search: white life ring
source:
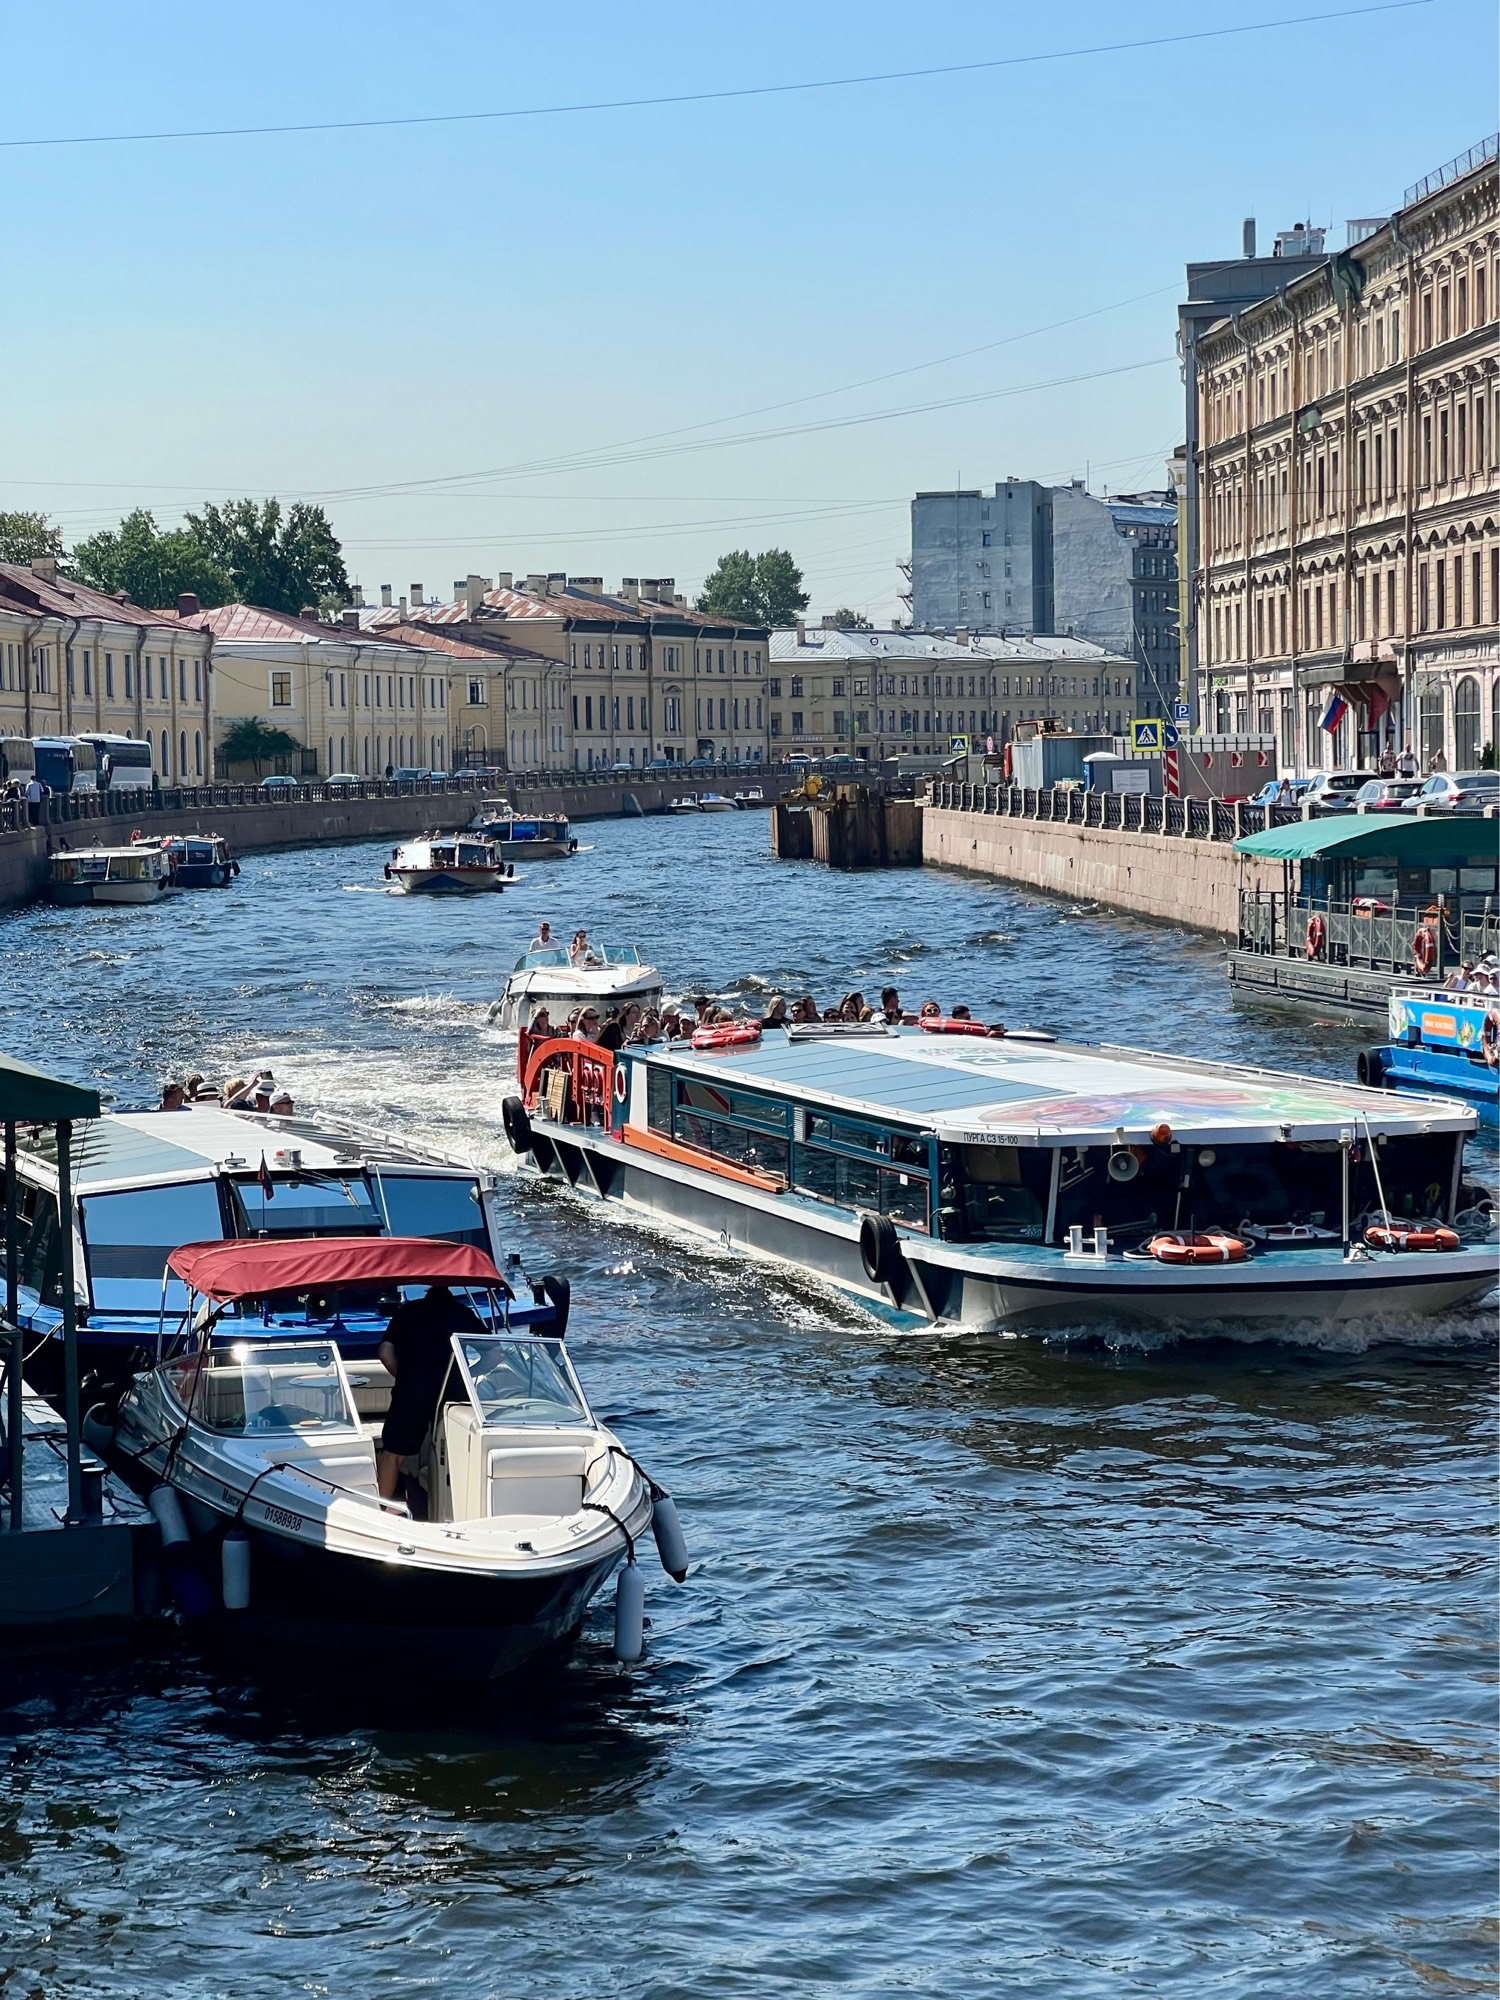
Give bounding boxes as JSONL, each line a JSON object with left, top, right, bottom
{"left": 614, "top": 1062, "right": 630, "bottom": 1105}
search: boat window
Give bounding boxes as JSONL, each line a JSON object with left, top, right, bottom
{"left": 80, "top": 1181, "right": 228, "bottom": 1309}
{"left": 375, "top": 1173, "right": 489, "bottom": 1248}
{"left": 597, "top": 945, "right": 640, "bottom": 965}
{"left": 936, "top": 1145, "right": 1050, "bottom": 1242}
{"left": 168, "top": 1342, "right": 359, "bottom": 1435}
{"left": 515, "top": 947, "right": 571, "bottom": 970}
{"left": 678, "top": 1079, "right": 788, "bottom": 1132}
{"left": 228, "top": 1173, "right": 383, "bottom": 1237}
{"left": 1458, "top": 866, "right": 1497, "bottom": 894}
{"left": 8, "top": 1181, "right": 63, "bottom": 1304}
{"left": 677, "top": 1106, "right": 790, "bottom": 1179}
{"left": 792, "top": 1146, "right": 930, "bottom": 1231}
{"left": 647, "top": 1067, "right": 674, "bottom": 1133}
{"left": 456, "top": 1338, "right": 588, "bottom": 1426}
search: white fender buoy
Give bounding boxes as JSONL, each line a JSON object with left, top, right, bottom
{"left": 221, "top": 1528, "right": 251, "bottom": 1611}
{"left": 148, "top": 1483, "right": 190, "bottom": 1547}
{"left": 650, "top": 1495, "right": 689, "bottom": 1583}
{"left": 614, "top": 1560, "right": 645, "bottom": 1663}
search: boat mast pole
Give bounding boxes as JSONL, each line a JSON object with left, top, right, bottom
{"left": 5, "top": 1119, "right": 20, "bottom": 1531}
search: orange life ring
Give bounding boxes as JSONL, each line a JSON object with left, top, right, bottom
{"left": 690, "top": 1022, "right": 762, "bottom": 1051}
{"left": 1482, "top": 1010, "right": 1500, "bottom": 1069}
{"left": 919, "top": 1017, "right": 995, "bottom": 1038}
{"left": 1147, "top": 1231, "right": 1250, "bottom": 1266}
{"left": 1412, "top": 926, "right": 1437, "bottom": 975}
{"left": 1305, "top": 914, "right": 1327, "bottom": 960}
{"left": 1363, "top": 1220, "right": 1460, "bottom": 1253}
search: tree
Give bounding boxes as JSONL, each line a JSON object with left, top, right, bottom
{"left": 184, "top": 497, "right": 349, "bottom": 615}
{"left": 698, "top": 547, "right": 809, "bottom": 629}
{"left": 71, "top": 508, "right": 230, "bottom": 608}
{"left": 826, "top": 607, "right": 872, "bottom": 629}
{"left": 219, "top": 715, "right": 301, "bottom": 776}
{"left": 0, "top": 511, "right": 65, "bottom": 564}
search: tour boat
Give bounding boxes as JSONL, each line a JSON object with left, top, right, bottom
{"left": 47, "top": 844, "right": 179, "bottom": 905}
{"left": 133, "top": 832, "right": 238, "bottom": 887}
{"left": 666, "top": 794, "right": 702, "bottom": 815}
{"left": 698, "top": 792, "right": 737, "bottom": 813}
{"left": 385, "top": 832, "right": 510, "bottom": 894}
{"left": 466, "top": 803, "right": 577, "bottom": 860}
{"left": 491, "top": 944, "right": 664, "bottom": 1033}
{"left": 501, "top": 1021, "right": 1497, "bottom": 1332}
{"left": 1361, "top": 987, "right": 1500, "bottom": 1123}
{"left": 99, "top": 1235, "right": 683, "bottom": 1679}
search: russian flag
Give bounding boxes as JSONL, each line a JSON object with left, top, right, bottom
{"left": 1318, "top": 692, "right": 1349, "bottom": 735}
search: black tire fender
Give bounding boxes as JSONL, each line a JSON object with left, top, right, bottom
{"left": 858, "top": 1210, "right": 902, "bottom": 1286}
{"left": 539, "top": 1272, "right": 571, "bottom": 1338}
{"left": 502, "top": 1094, "right": 533, "bottom": 1154}
{"left": 1357, "top": 1049, "right": 1383, "bottom": 1088}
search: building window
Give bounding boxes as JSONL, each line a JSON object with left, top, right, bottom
{"left": 790, "top": 676, "right": 803, "bottom": 698}
{"left": 468, "top": 678, "right": 484, "bottom": 705}
{"left": 769, "top": 678, "right": 781, "bottom": 697}
{"left": 271, "top": 671, "right": 292, "bottom": 706}
{"left": 791, "top": 712, "right": 804, "bottom": 736}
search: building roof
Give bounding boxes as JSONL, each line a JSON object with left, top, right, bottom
{"left": 1232, "top": 815, "right": 1497, "bottom": 863}
{"left": 179, "top": 603, "right": 428, "bottom": 654}
{"left": 0, "top": 564, "right": 199, "bottom": 633}
{"left": 367, "top": 583, "right": 768, "bottom": 640}
{"left": 373, "top": 621, "right": 555, "bottom": 667}
{"left": 770, "top": 628, "right": 1134, "bottom": 668}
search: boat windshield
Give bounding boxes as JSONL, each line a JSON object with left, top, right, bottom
{"left": 454, "top": 1337, "right": 589, "bottom": 1426}
{"left": 167, "top": 1341, "right": 360, "bottom": 1435}
{"left": 514, "top": 946, "right": 572, "bottom": 970}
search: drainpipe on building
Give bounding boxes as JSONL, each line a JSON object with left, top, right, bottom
{"left": 1389, "top": 206, "right": 1420, "bottom": 763}
{"left": 60, "top": 615, "right": 80, "bottom": 735}
{"left": 1232, "top": 310, "right": 1257, "bottom": 741}
{"left": 1287, "top": 289, "right": 1305, "bottom": 775}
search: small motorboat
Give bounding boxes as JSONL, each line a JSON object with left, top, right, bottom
{"left": 491, "top": 943, "right": 664, "bottom": 1032}
{"left": 698, "top": 792, "right": 737, "bottom": 813}
{"left": 666, "top": 794, "right": 702, "bottom": 815}
{"left": 385, "top": 832, "right": 511, "bottom": 894}
{"left": 466, "top": 804, "right": 577, "bottom": 859}
{"left": 1361, "top": 986, "right": 1500, "bottom": 1123}
{"left": 102, "top": 1235, "right": 686, "bottom": 1679}
{"left": 733, "top": 787, "right": 766, "bottom": 807}
{"left": 47, "top": 844, "right": 179, "bottom": 905}
{"left": 151, "top": 833, "right": 238, "bottom": 887}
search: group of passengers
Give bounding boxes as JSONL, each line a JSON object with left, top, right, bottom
{"left": 528, "top": 982, "right": 1003, "bottom": 1052}
{"left": 528, "top": 920, "right": 602, "bottom": 968}
{"left": 1444, "top": 954, "right": 1500, "bottom": 996}
{"left": 158, "top": 1069, "right": 295, "bottom": 1116}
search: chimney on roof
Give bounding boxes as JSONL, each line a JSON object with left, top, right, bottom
{"left": 398, "top": 595, "right": 408, "bottom": 619}
{"left": 453, "top": 580, "right": 465, "bottom": 600}
{"left": 351, "top": 583, "right": 365, "bottom": 609}
{"left": 794, "top": 619, "right": 805, "bottom": 644}
{"left": 619, "top": 577, "right": 639, "bottom": 602}
{"left": 496, "top": 571, "right": 512, "bottom": 590}
{"left": 410, "top": 582, "right": 423, "bottom": 607}
{"left": 30, "top": 556, "right": 56, "bottom": 584}
{"left": 1242, "top": 216, "right": 1257, "bottom": 258}
{"left": 177, "top": 592, "right": 200, "bottom": 618}
{"left": 548, "top": 572, "right": 566, "bottom": 594}
{"left": 465, "top": 574, "right": 487, "bottom": 619}
{"left": 956, "top": 625, "right": 969, "bottom": 649}
{"left": 300, "top": 605, "right": 320, "bottom": 621}
{"left": 821, "top": 614, "right": 837, "bottom": 628}
{"left": 380, "top": 584, "right": 392, "bottom": 608}
{"left": 524, "top": 573, "right": 547, "bottom": 595}
{"left": 339, "top": 607, "right": 359, "bottom": 629}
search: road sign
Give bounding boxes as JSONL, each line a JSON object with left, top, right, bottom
{"left": 1163, "top": 747, "right": 1181, "bottom": 798}
{"left": 949, "top": 735, "right": 970, "bottom": 754}
{"left": 1173, "top": 701, "right": 1191, "bottom": 721}
{"left": 1130, "top": 720, "right": 1163, "bottom": 751}
{"left": 1163, "top": 724, "right": 1180, "bottom": 749}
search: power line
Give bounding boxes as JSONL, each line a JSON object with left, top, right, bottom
{"left": 0, "top": 3, "right": 1430, "bottom": 151}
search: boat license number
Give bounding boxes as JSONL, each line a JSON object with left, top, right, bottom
{"left": 262, "top": 1503, "right": 304, "bottom": 1534}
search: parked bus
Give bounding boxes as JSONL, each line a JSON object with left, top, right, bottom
{"left": 78, "top": 734, "right": 155, "bottom": 792}
{"left": 32, "top": 736, "right": 99, "bottom": 794}
{"left": 0, "top": 737, "right": 37, "bottom": 788}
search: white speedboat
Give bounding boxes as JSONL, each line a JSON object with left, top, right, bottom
{"left": 47, "top": 844, "right": 179, "bottom": 905}
{"left": 698, "top": 792, "right": 737, "bottom": 813}
{"left": 666, "top": 794, "right": 701, "bottom": 815}
{"left": 733, "top": 787, "right": 766, "bottom": 807}
{"left": 466, "top": 804, "right": 576, "bottom": 859}
{"left": 385, "top": 832, "right": 510, "bottom": 894}
{"left": 491, "top": 944, "right": 664, "bottom": 1032}
{"left": 103, "top": 1235, "right": 685, "bottom": 1678}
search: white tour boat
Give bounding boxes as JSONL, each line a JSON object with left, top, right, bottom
{"left": 466, "top": 803, "right": 577, "bottom": 859}
{"left": 102, "top": 1236, "right": 684, "bottom": 1677}
{"left": 491, "top": 943, "right": 664, "bottom": 1033}
{"left": 501, "top": 1018, "right": 1498, "bottom": 1334}
{"left": 47, "top": 844, "right": 179, "bottom": 906}
{"left": 385, "top": 832, "right": 511, "bottom": 894}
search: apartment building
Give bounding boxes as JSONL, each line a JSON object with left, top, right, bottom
{"left": 1190, "top": 138, "right": 1499, "bottom": 773}
{"left": 371, "top": 619, "right": 559, "bottom": 770}
{"left": 0, "top": 560, "right": 214, "bottom": 781}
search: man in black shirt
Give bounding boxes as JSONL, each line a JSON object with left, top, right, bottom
{"left": 376, "top": 1285, "right": 486, "bottom": 1499}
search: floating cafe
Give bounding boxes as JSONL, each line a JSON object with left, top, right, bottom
{"left": 1, "top": 769, "right": 1496, "bottom": 1673}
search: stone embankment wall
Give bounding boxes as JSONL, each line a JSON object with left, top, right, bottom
{"left": 923, "top": 807, "right": 1281, "bottom": 936}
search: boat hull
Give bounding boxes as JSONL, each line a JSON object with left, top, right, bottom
{"left": 1370, "top": 1045, "right": 1498, "bottom": 1121}
{"left": 496, "top": 968, "right": 664, "bottom": 1032}
{"left": 47, "top": 879, "right": 178, "bottom": 906}
{"left": 392, "top": 867, "right": 506, "bottom": 894}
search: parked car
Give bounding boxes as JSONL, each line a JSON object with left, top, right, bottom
{"left": 326, "top": 772, "right": 362, "bottom": 788}
{"left": 686, "top": 757, "right": 716, "bottom": 771}
{"left": 259, "top": 774, "right": 298, "bottom": 791}
{"left": 389, "top": 767, "right": 430, "bottom": 782}
{"left": 609, "top": 761, "right": 635, "bottom": 773}
{"left": 782, "top": 752, "right": 814, "bottom": 767}
{"left": 645, "top": 758, "right": 676, "bottom": 771}
{"left": 1401, "top": 770, "right": 1500, "bottom": 813}
{"left": 1303, "top": 771, "right": 1370, "bottom": 812}
{"left": 1247, "top": 778, "right": 1311, "bottom": 807}
{"left": 1353, "top": 777, "right": 1423, "bottom": 811}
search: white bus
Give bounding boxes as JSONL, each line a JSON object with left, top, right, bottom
{"left": 78, "top": 734, "right": 155, "bottom": 792}
{"left": 0, "top": 737, "right": 37, "bottom": 786}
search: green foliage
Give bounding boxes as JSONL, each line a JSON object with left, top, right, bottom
{"left": 184, "top": 498, "right": 349, "bottom": 615}
{"left": 0, "top": 511, "right": 65, "bottom": 564}
{"left": 698, "top": 548, "right": 809, "bottom": 629}
{"left": 219, "top": 715, "right": 302, "bottom": 775}
{"left": 71, "top": 509, "right": 230, "bottom": 608}
{"left": 826, "top": 607, "right": 872, "bottom": 629}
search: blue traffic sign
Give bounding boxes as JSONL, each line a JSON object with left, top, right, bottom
{"left": 1173, "top": 701, "right": 1191, "bottom": 721}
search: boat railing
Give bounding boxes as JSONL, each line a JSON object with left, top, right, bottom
{"left": 1236, "top": 888, "right": 1500, "bottom": 976}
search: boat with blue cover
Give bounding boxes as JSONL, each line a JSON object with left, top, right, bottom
{"left": 502, "top": 1020, "right": 1497, "bottom": 1332}
{"left": 466, "top": 802, "right": 576, "bottom": 859}
{"left": 1361, "top": 987, "right": 1500, "bottom": 1122}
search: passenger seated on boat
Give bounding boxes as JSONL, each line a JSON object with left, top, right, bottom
{"left": 376, "top": 1283, "right": 487, "bottom": 1500}
{"left": 270, "top": 1092, "right": 295, "bottom": 1116}
{"left": 620, "top": 1002, "right": 643, "bottom": 1039}
{"left": 838, "top": 992, "right": 866, "bottom": 1021}
{"left": 950, "top": 1004, "right": 972, "bottom": 1021}
{"left": 822, "top": 1007, "right": 842, "bottom": 1023}
{"left": 1445, "top": 964, "right": 1475, "bottom": 992}
{"left": 629, "top": 1010, "right": 662, "bottom": 1043}
{"left": 761, "top": 996, "right": 789, "bottom": 1029}
{"left": 529, "top": 1006, "right": 553, "bottom": 1042}
{"left": 879, "top": 987, "right": 908, "bottom": 1025}
{"left": 570, "top": 930, "right": 601, "bottom": 967}
{"left": 595, "top": 1009, "right": 626, "bottom": 1052}
{"left": 160, "top": 1080, "right": 188, "bottom": 1111}
{"left": 790, "top": 995, "right": 819, "bottom": 1025}
{"left": 574, "top": 1008, "right": 603, "bottom": 1042}
{"left": 919, "top": 1000, "right": 941, "bottom": 1021}
{"left": 529, "top": 921, "right": 555, "bottom": 951}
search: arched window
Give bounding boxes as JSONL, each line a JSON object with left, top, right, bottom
{"left": 1490, "top": 680, "right": 1500, "bottom": 766}
{"left": 1419, "top": 683, "right": 1445, "bottom": 768}
{"left": 179, "top": 730, "right": 187, "bottom": 779}
{"left": 1453, "top": 675, "right": 1481, "bottom": 768}
{"left": 161, "top": 729, "right": 170, "bottom": 776}
{"left": 194, "top": 730, "right": 203, "bottom": 777}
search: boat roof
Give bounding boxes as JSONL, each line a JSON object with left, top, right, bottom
{"left": 168, "top": 1233, "right": 504, "bottom": 1301}
{"left": 643, "top": 1026, "right": 1475, "bottom": 1145}
{"left": 0, "top": 1052, "right": 101, "bottom": 1127}
{"left": 1232, "top": 815, "right": 1497, "bottom": 863}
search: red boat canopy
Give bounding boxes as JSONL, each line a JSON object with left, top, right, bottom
{"left": 166, "top": 1235, "right": 507, "bottom": 1304}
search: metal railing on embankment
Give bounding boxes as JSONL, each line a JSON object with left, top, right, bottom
{"left": 926, "top": 778, "right": 1311, "bottom": 844}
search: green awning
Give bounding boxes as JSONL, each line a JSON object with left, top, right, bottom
{"left": 0, "top": 1053, "right": 102, "bottom": 1127}
{"left": 1233, "top": 815, "right": 1500, "bottom": 864}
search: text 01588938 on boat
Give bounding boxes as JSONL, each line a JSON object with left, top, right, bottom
{"left": 503, "top": 1019, "right": 1498, "bottom": 1332}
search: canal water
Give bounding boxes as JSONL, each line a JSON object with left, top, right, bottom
{"left": 1, "top": 815, "right": 1494, "bottom": 1998}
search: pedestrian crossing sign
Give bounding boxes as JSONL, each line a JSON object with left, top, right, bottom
{"left": 1130, "top": 720, "right": 1164, "bottom": 751}
{"left": 949, "top": 735, "right": 970, "bottom": 754}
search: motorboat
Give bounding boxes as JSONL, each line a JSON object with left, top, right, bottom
{"left": 99, "top": 1235, "right": 684, "bottom": 1678}
{"left": 127, "top": 832, "right": 238, "bottom": 887}
{"left": 733, "top": 787, "right": 766, "bottom": 807}
{"left": 491, "top": 944, "right": 664, "bottom": 1033}
{"left": 385, "top": 832, "right": 511, "bottom": 894}
{"left": 501, "top": 1018, "right": 1498, "bottom": 1332}
{"left": 666, "top": 794, "right": 702, "bottom": 815}
{"left": 1361, "top": 986, "right": 1500, "bottom": 1122}
{"left": 47, "top": 844, "right": 179, "bottom": 906}
{"left": 698, "top": 793, "right": 737, "bottom": 813}
{"left": 466, "top": 803, "right": 577, "bottom": 859}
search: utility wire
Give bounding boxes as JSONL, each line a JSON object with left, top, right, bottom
{"left": 0, "top": 2, "right": 1430, "bottom": 151}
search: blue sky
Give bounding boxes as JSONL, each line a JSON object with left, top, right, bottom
{"left": 3, "top": 0, "right": 1494, "bottom": 619}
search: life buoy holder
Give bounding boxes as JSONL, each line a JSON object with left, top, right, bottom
{"left": 1412, "top": 926, "right": 1437, "bottom": 975}
{"left": 690, "top": 1022, "right": 762, "bottom": 1051}
{"left": 1305, "top": 913, "right": 1327, "bottom": 960}
{"left": 1147, "top": 1231, "right": 1250, "bottom": 1266}
{"left": 919, "top": 1017, "right": 996, "bottom": 1038}
{"left": 1482, "top": 1010, "right": 1500, "bottom": 1069}
{"left": 1364, "top": 1220, "right": 1460, "bottom": 1253}
{"left": 614, "top": 1062, "right": 630, "bottom": 1105}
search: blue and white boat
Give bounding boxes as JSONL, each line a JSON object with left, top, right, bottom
{"left": 466, "top": 803, "right": 576, "bottom": 859}
{"left": 1362, "top": 988, "right": 1500, "bottom": 1123}
{"left": 502, "top": 1021, "right": 1497, "bottom": 1333}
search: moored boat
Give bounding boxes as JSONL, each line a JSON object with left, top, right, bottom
{"left": 491, "top": 943, "right": 664, "bottom": 1032}
{"left": 1361, "top": 987, "right": 1500, "bottom": 1123}
{"left": 149, "top": 832, "right": 238, "bottom": 887}
{"left": 385, "top": 832, "right": 510, "bottom": 894}
{"left": 666, "top": 794, "right": 702, "bottom": 815}
{"left": 47, "top": 844, "right": 179, "bottom": 905}
{"left": 698, "top": 792, "right": 737, "bottom": 813}
{"left": 466, "top": 803, "right": 576, "bottom": 859}
{"left": 501, "top": 1019, "right": 1497, "bottom": 1333}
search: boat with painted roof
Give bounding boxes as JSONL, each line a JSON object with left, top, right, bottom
{"left": 501, "top": 1021, "right": 1497, "bottom": 1331}
{"left": 1361, "top": 986, "right": 1500, "bottom": 1123}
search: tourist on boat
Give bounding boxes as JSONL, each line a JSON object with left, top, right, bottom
{"left": 838, "top": 992, "right": 866, "bottom": 1021}
{"left": 529, "top": 921, "right": 555, "bottom": 951}
{"left": 574, "top": 1007, "right": 603, "bottom": 1042}
{"left": 595, "top": 1009, "right": 626, "bottom": 1052}
{"left": 951, "top": 1004, "right": 973, "bottom": 1021}
{"left": 879, "top": 987, "right": 904, "bottom": 1024}
{"left": 529, "top": 1006, "right": 553, "bottom": 1041}
{"left": 790, "top": 995, "right": 820, "bottom": 1025}
{"left": 761, "top": 995, "right": 789, "bottom": 1029}
{"left": 270, "top": 1092, "right": 295, "bottom": 1115}
{"left": 919, "top": 1000, "right": 941, "bottom": 1020}
{"left": 1445, "top": 964, "right": 1475, "bottom": 992}
{"left": 629, "top": 1010, "right": 662, "bottom": 1044}
{"left": 570, "top": 930, "right": 601, "bottom": 968}
{"left": 376, "top": 1283, "right": 487, "bottom": 1501}
{"left": 160, "top": 1081, "right": 188, "bottom": 1111}
{"left": 620, "top": 1002, "right": 643, "bottom": 1039}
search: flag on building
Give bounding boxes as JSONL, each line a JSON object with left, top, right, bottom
{"left": 1318, "top": 692, "right": 1349, "bottom": 735}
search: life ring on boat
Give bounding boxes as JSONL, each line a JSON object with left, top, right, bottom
{"left": 501, "top": 1094, "right": 533, "bottom": 1155}
{"left": 614, "top": 1063, "right": 630, "bottom": 1105}
{"left": 1356, "top": 1048, "right": 1385, "bottom": 1088}
{"left": 1363, "top": 1220, "right": 1460, "bottom": 1252}
{"left": 919, "top": 1017, "right": 994, "bottom": 1038}
{"left": 1304, "top": 914, "right": 1327, "bottom": 960}
{"left": 858, "top": 1211, "right": 903, "bottom": 1287}
{"left": 1147, "top": 1231, "right": 1250, "bottom": 1266}
{"left": 1411, "top": 925, "right": 1437, "bottom": 975}
{"left": 690, "top": 1022, "right": 762, "bottom": 1050}
{"left": 1482, "top": 1010, "right": 1500, "bottom": 1068}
